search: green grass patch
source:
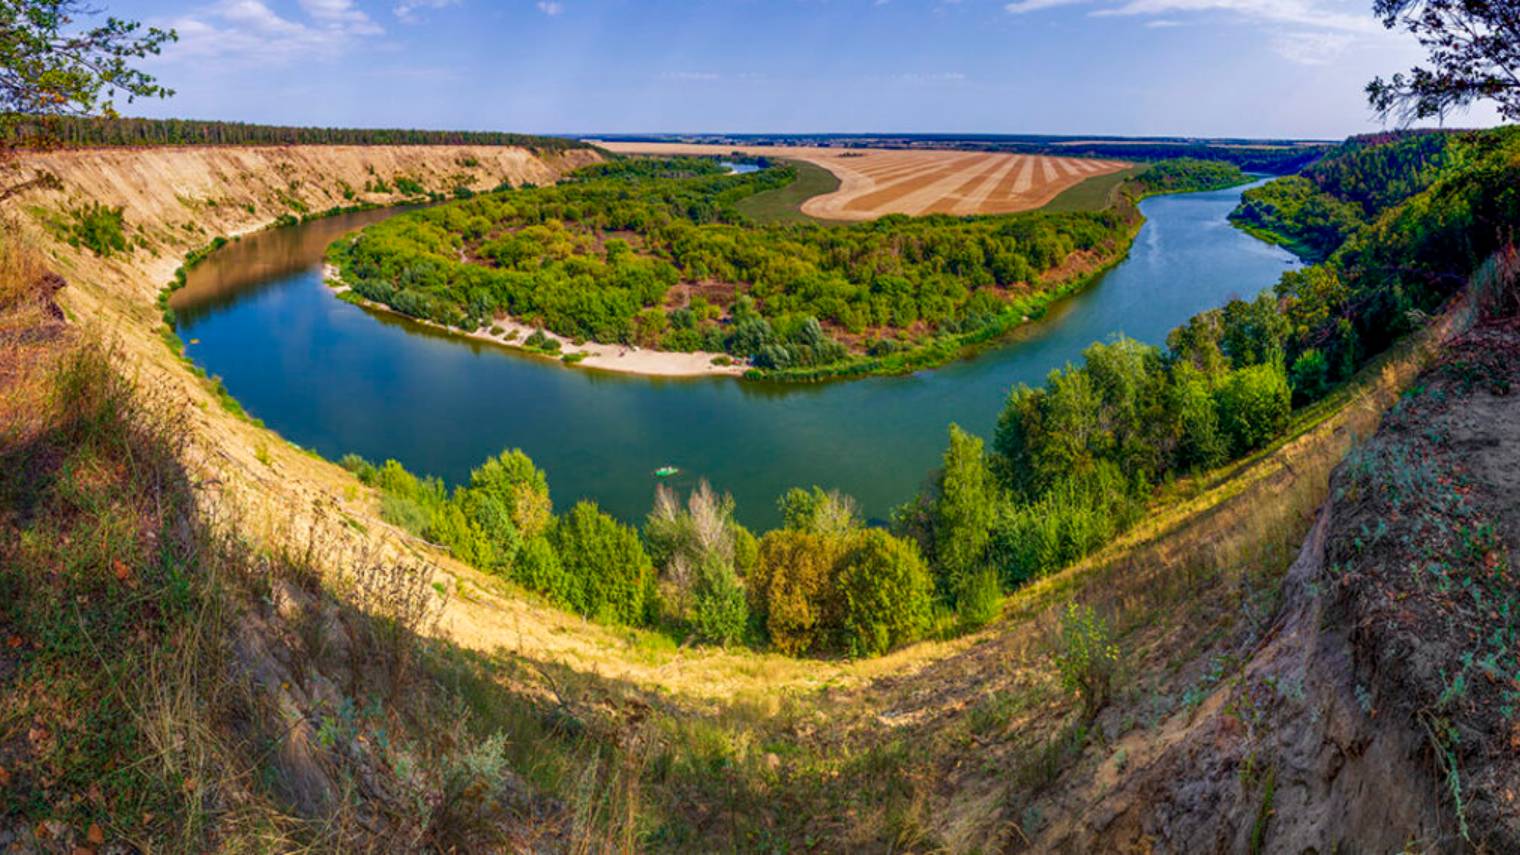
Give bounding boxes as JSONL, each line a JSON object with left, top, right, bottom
{"left": 732, "top": 159, "right": 841, "bottom": 224}
{"left": 1041, "top": 165, "right": 1150, "bottom": 213}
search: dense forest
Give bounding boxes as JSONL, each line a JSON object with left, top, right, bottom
{"left": 1, "top": 116, "right": 595, "bottom": 154}
{"left": 347, "top": 127, "right": 1520, "bottom": 658}
{"left": 329, "top": 156, "right": 1244, "bottom": 378}
{"left": 1229, "top": 130, "right": 1457, "bottom": 261}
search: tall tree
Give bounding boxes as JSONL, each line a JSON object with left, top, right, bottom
{"left": 1366, "top": 0, "right": 1520, "bottom": 122}
{"left": 2, "top": 0, "right": 174, "bottom": 197}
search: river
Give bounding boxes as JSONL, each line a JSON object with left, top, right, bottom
{"left": 171, "top": 179, "right": 1298, "bottom": 529}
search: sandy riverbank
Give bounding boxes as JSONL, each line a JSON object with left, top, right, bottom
{"left": 323, "top": 265, "right": 746, "bottom": 378}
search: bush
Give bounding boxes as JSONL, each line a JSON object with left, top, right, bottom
{"left": 1216, "top": 363, "right": 1292, "bottom": 456}
{"left": 550, "top": 501, "right": 652, "bottom": 624}
{"left": 1289, "top": 348, "right": 1331, "bottom": 404}
{"left": 835, "top": 530, "right": 934, "bottom": 656}
{"left": 66, "top": 202, "right": 129, "bottom": 256}
{"left": 690, "top": 553, "right": 748, "bottom": 646}
{"left": 750, "top": 530, "right": 843, "bottom": 655}
{"left": 954, "top": 568, "right": 1002, "bottom": 631}
{"left": 1053, "top": 603, "right": 1120, "bottom": 721}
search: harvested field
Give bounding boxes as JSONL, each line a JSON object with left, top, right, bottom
{"left": 594, "top": 141, "right": 1129, "bottom": 220}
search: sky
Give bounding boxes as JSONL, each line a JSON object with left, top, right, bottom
{"left": 116, "top": 0, "right": 1503, "bottom": 140}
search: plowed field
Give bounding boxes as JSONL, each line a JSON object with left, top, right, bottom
{"left": 595, "top": 141, "right": 1129, "bottom": 220}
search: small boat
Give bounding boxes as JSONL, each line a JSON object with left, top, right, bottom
{"left": 654, "top": 466, "right": 679, "bottom": 478}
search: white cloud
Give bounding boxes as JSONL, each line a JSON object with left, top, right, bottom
{"left": 1005, "top": 0, "right": 1086, "bottom": 13}
{"left": 1271, "top": 30, "right": 1354, "bottom": 63}
{"left": 1144, "top": 17, "right": 1183, "bottom": 26}
{"left": 1090, "top": 0, "right": 1382, "bottom": 34}
{"left": 536, "top": 1, "right": 563, "bottom": 15}
{"left": 394, "top": 0, "right": 459, "bottom": 23}
{"left": 660, "top": 71, "right": 721, "bottom": 81}
{"left": 159, "top": 0, "right": 386, "bottom": 63}
{"left": 300, "top": 0, "right": 382, "bottom": 33}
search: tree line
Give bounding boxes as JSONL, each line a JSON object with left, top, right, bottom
{"left": 2, "top": 116, "right": 594, "bottom": 155}
{"left": 1230, "top": 130, "right": 1457, "bottom": 262}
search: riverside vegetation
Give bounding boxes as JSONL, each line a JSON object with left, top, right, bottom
{"left": 328, "top": 156, "right": 1247, "bottom": 379}
{"left": 334, "top": 128, "right": 1520, "bottom": 661}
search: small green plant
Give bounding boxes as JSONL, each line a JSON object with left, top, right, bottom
{"left": 394, "top": 176, "right": 425, "bottom": 195}
{"left": 255, "top": 442, "right": 272, "bottom": 467}
{"left": 64, "top": 202, "right": 129, "bottom": 256}
{"left": 1053, "top": 602, "right": 1120, "bottom": 721}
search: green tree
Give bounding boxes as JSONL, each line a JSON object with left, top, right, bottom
{"left": 777, "top": 486, "right": 860, "bottom": 536}
{"left": 1216, "top": 363, "right": 1292, "bottom": 456}
{"left": 467, "top": 449, "right": 551, "bottom": 538}
{"left": 934, "top": 425, "right": 999, "bottom": 612}
{"left": 1367, "top": 0, "right": 1520, "bottom": 122}
{"left": 550, "top": 501, "right": 652, "bottom": 624}
{"left": 689, "top": 553, "right": 748, "bottom": 647}
{"left": 1289, "top": 348, "right": 1331, "bottom": 404}
{"left": 835, "top": 530, "right": 934, "bottom": 657}
{"left": 2, "top": 0, "right": 175, "bottom": 198}
{"left": 1168, "top": 362, "right": 1226, "bottom": 471}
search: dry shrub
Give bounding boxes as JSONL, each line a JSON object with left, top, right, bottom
{"left": 1472, "top": 243, "right": 1520, "bottom": 321}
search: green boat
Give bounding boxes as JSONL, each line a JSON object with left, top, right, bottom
{"left": 654, "top": 466, "right": 679, "bottom": 478}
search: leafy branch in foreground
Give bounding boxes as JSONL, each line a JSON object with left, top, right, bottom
{"left": 1366, "top": 0, "right": 1520, "bottom": 123}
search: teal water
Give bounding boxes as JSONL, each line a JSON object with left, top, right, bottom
{"left": 172, "top": 180, "right": 1298, "bottom": 529}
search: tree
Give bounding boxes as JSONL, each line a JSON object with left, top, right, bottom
{"left": 751, "top": 530, "right": 844, "bottom": 655}
{"left": 777, "top": 486, "right": 860, "bottom": 537}
{"left": 934, "top": 425, "right": 999, "bottom": 613}
{"left": 834, "top": 530, "right": 934, "bottom": 657}
{"left": 1366, "top": 0, "right": 1520, "bottom": 123}
{"left": 2, "top": 0, "right": 175, "bottom": 197}
{"left": 549, "top": 501, "right": 652, "bottom": 624}
{"left": 1215, "top": 363, "right": 1292, "bottom": 457}
{"left": 644, "top": 481, "right": 751, "bottom": 641}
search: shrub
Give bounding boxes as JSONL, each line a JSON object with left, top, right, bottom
{"left": 550, "top": 501, "right": 652, "bottom": 624}
{"left": 690, "top": 553, "right": 748, "bottom": 646}
{"left": 750, "top": 530, "right": 843, "bottom": 655}
{"left": 66, "top": 202, "right": 129, "bottom": 256}
{"left": 1053, "top": 603, "right": 1120, "bottom": 721}
{"left": 1289, "top": 348, "right": 1331, "bottom": 404}
{"left": 954, "top": 567, "right": 1002, "bottom": 631}
{"left": 835, "top": 530, "right": 934, "bottom": 656}
{"left": 1216, "top": 363, "right": 1292, "bottom": 456}
{"left": 514, "top": 536, "right": 568, "bottom": 602}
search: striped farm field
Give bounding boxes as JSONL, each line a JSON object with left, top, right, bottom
{"left": 594, "top": 140, "right": 1130, "bottom": 220}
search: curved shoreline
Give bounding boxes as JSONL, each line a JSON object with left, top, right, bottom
{"left": 324, "top": 265, "right": 746, "bottom": 378}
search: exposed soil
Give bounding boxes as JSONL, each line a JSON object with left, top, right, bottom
{"left": 1026, "top": 312, "right": 1520, "bottom": 853}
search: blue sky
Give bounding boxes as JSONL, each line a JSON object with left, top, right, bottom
{"left": 118, "top": 0, "right": 1501, "bottom": 139}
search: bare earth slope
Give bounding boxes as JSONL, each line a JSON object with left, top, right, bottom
{"left": 594, "top": 140, "right": 1128, "bottom": 219}
{"left": 1036, "top": 303, "right": 1520, "bottom": 853}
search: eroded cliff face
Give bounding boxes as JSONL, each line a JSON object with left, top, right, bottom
{"left": 1037, "top": 301, "right": 1520, "bottom": 854}
{"left": 0, "top": 143, "right": 601, "bottom": 601}
{"left": 8, "top": 143, "right": 600, "bottom": 307}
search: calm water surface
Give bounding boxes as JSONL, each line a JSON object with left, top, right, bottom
{"left": 173, "top": 181, "right": 1298, "bottom": 529}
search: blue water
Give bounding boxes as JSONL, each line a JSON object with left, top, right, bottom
{"left": 173, "top": 180, "right": 1298, "bottom": 529}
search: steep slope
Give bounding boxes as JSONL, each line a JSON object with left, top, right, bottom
{"left": 1034, "top": 254, "right": 1520, "bottom": 853}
